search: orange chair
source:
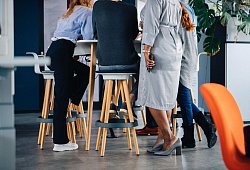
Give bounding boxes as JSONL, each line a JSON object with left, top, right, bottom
{"left": 200, "top": 83, "right": 250, "bottom": 170}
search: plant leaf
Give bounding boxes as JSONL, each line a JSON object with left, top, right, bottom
{"left": 237, "top": 21, "right": 250, "bottom": 34}
{"left": 197, "top": 8, "right": 216, "bottom": 33}
{"left": 203, "top": 36, "right": 221, "bottom": 56}
{"left": 220, "top": 11, "right": 231, "bottom": 26}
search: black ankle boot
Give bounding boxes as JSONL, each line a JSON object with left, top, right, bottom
{"left": 194, "top": 112, "right": 217, "bottom": 148}
{"left": 181, "top": 124, "right": 196, "bottom": 148}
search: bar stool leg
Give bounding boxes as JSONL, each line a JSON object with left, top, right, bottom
{"left": 73, "top": 105, "right": 82, "bottom": 137}
{"left": 95, "top": 81, "right": 108, "bottom": 151}
{"left": 46, "top": 82, "right": 54, "bottom": 136}
{"left": 100, "top": 80, "right": 113, "bottom": 157}
{"left": 124, "top": 117, "right": 132, "bottom": 150}
{"left": 196, "top": 123, "right": 202, "bottom": 141}
{"left": 78, "top": 101, "right": 88, "bottom": 141}
{"left": 141, "top": 109, "right": 147, "bottom": 126}
{"left": 39, "top": 79, "right": 52, "bottom": 149}
{"left": 118, "top": 83, "right": 128, "bottom": 133}
{"left": 38, "top": 79, "right": 51, "bottom": 144}
{"left": 122, "top": 80, "right": 139, "bottom": 156}
{"left": 68, "top": 105, "right": 76, "bottom": 144}
{"left": 67, "top": 123, "right": 71, "bottom": 141}
{"left": 172, "top": 102, "right": 177, "bottom": 136}
{"left": 113, "top": 81, "right": 122, "bottom": 106}
{"left": 118, "top": 80, "right": 132, "bottom": 149}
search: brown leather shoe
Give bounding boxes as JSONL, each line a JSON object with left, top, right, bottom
{"left": 136, "top": 126, "right": 159, "bottom": 135}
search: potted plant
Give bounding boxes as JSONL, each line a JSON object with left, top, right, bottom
{"left": 190, "top": 0, "right": 250, "bottom": 56}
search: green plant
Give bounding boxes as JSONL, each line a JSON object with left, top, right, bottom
{"left": 190, "top": 0, "right": 250, "bottom": 56}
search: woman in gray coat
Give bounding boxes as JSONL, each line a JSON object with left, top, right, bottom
{"left": 177, "top": 0, "right": 217, "bottom": 149}
{"left": 137, "top": 0, "right": 183, "bottom": 156}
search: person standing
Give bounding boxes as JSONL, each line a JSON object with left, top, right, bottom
{"left": 46, "top": 0, "right": 93, "bottom": 152}
{"left": 177, "top": 0, "right": 217, "bottom": 148}
{"left": 138, "top": 0, "right": 183, "bottom": 156}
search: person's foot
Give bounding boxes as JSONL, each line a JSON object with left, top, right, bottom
{"left": 119, "top": 102, "right": 138, "bottom": 120}
{"left": 206, "top": 125, "right": 217, "bottom": 148}
{"left": 119, "top": 102, "right": 128, "bottom": 113}
{"left": 110, "top": 103, "right": 118, "bottom": 114}
{"left": 53, "top": 142, "right": 78, "bottom": 152}
{"left": 136, "top": 125, "right": 159, "bottom": 135}
{"left": 109, "top": 103, "right": 120, "bottom": 120}
{"left": 154, "top": 138, "right": 181, "bottom": 156}
{"left": 152, "top": 132, "right": 164, "bottom": 148}
{"left": 162, "top": 136, "right": 178, "bottom": 151}
{"left": 147, "top": 141, "right": 164, "bottom": 153}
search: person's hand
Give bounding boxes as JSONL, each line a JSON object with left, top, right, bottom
{"left": 139, "top": 21, "right": 144, "bottom": 30}
{"left": 144, "top": 52, "right": 155, "bottom": 71}
{"left": 136, "top": 32, "right": 142, "bottom": 40}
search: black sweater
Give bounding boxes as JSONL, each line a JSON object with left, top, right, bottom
{"left": 92, "top": 0, "right": 139, "bottom": 66}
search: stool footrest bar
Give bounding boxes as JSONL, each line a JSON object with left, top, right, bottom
{"left": 37, "top": 115, "right": 76, "bottom": 123}
{"left": 95, "top": 120, "right": 138, "bottom": 128}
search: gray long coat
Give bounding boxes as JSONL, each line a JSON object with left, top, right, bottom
{"left": 137, "top": 0, "right": 182, "bottom": 110}
{"left": 178, "top": 2, "right": 199, "bottom": 89}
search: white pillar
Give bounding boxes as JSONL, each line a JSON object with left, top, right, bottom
{"left": 0, "top": 0, "right": 15, "bottom": 169}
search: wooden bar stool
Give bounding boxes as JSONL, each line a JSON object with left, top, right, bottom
{"left": 27, "top": 52, "right": 78, "bottom": 149}
{"left": 171, "top": 89, "right": 202, "bottom": 141}
{"left": 95, "top": 72, "right": 139, "bottom": 157}
{"left": 119, "top": 78, "right": 146, "bottom": 126}
{"left": 114, "top": 80, "right": 146, "bottom": 132}
{"left": 70, "top": 101, "right": 88, "bottom": 140}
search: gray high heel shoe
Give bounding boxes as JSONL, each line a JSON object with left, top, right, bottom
{"left": 153, "top": 138, "right": 182, "bottom": 156}
{"left": 147, "top": 142, "right": 164, "bottom": 153}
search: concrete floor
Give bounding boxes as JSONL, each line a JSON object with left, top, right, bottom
{"left": 15, "top": 111, "right": 226, "bottom": 170}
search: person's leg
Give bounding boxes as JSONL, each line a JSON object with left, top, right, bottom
{"left": 70, "top": 59, "right": 90, "bottom": 106}
{"left": 149, "top": 107, "right": 177, "bottom": 151}
{"left": 48, "top": 40, "right": 75, "bottom": 144}
{"left": 193, "top": 104, "right": 217, "bottom": 148}
{"left": 177, "top": 82, "right": 193, "bottom": 126}
{"left": 136, "top": 107, "right": 159, "bottom": 135}
{"left": 146, "top": 107, "right": 158, "bottom": 128}
{"left": 130, "top": 58, "right": 140, "bottom": 102}
{"left": 177, "top": 82, "right": 195, "bottom": 148}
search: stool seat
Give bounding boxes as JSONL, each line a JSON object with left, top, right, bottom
{"left": 98, "top": 64, "right": 138, "bottom": 73}
{"left": 96, "top": 72, "right": 135, "bottom": 80}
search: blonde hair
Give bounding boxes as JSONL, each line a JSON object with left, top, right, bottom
{"left": 63, "top": 0, "right": 92, "bottom": 18}
{"left": 180, "top": 3, "right": 195, "bottom": 32}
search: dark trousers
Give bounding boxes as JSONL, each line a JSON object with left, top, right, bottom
{"left": 177, "top": 82, "right": 200, "bottom": 126}
{"left": 146, "top": 107, "right": 158, "bottom": 128}
{"left": 47, "top": 39, "right": 90, "bottom": 144}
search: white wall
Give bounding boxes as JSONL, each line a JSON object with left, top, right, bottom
{"left": 44, "top": 0, "right": 67, "bottom": 52}
{"left": 227, "top": 17, "right": 250, "bottom": 42}
{"left": 226, "top": 43, "right": 250, "bottom": 122}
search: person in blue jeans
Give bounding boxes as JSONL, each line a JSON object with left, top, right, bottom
{"left": 177, "top": 0, "right": 217, "bottom": 148}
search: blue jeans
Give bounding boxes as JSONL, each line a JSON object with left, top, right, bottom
{"left": 177, "top": 82, "right": 200, "bottom": 126}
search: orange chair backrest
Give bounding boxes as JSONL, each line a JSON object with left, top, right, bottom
{"left": 200, "top": 83, "right": 247, "bottom": 169}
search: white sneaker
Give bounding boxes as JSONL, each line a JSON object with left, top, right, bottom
{"left": 53, "top": 142, "right": 78, "bottom": 152}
